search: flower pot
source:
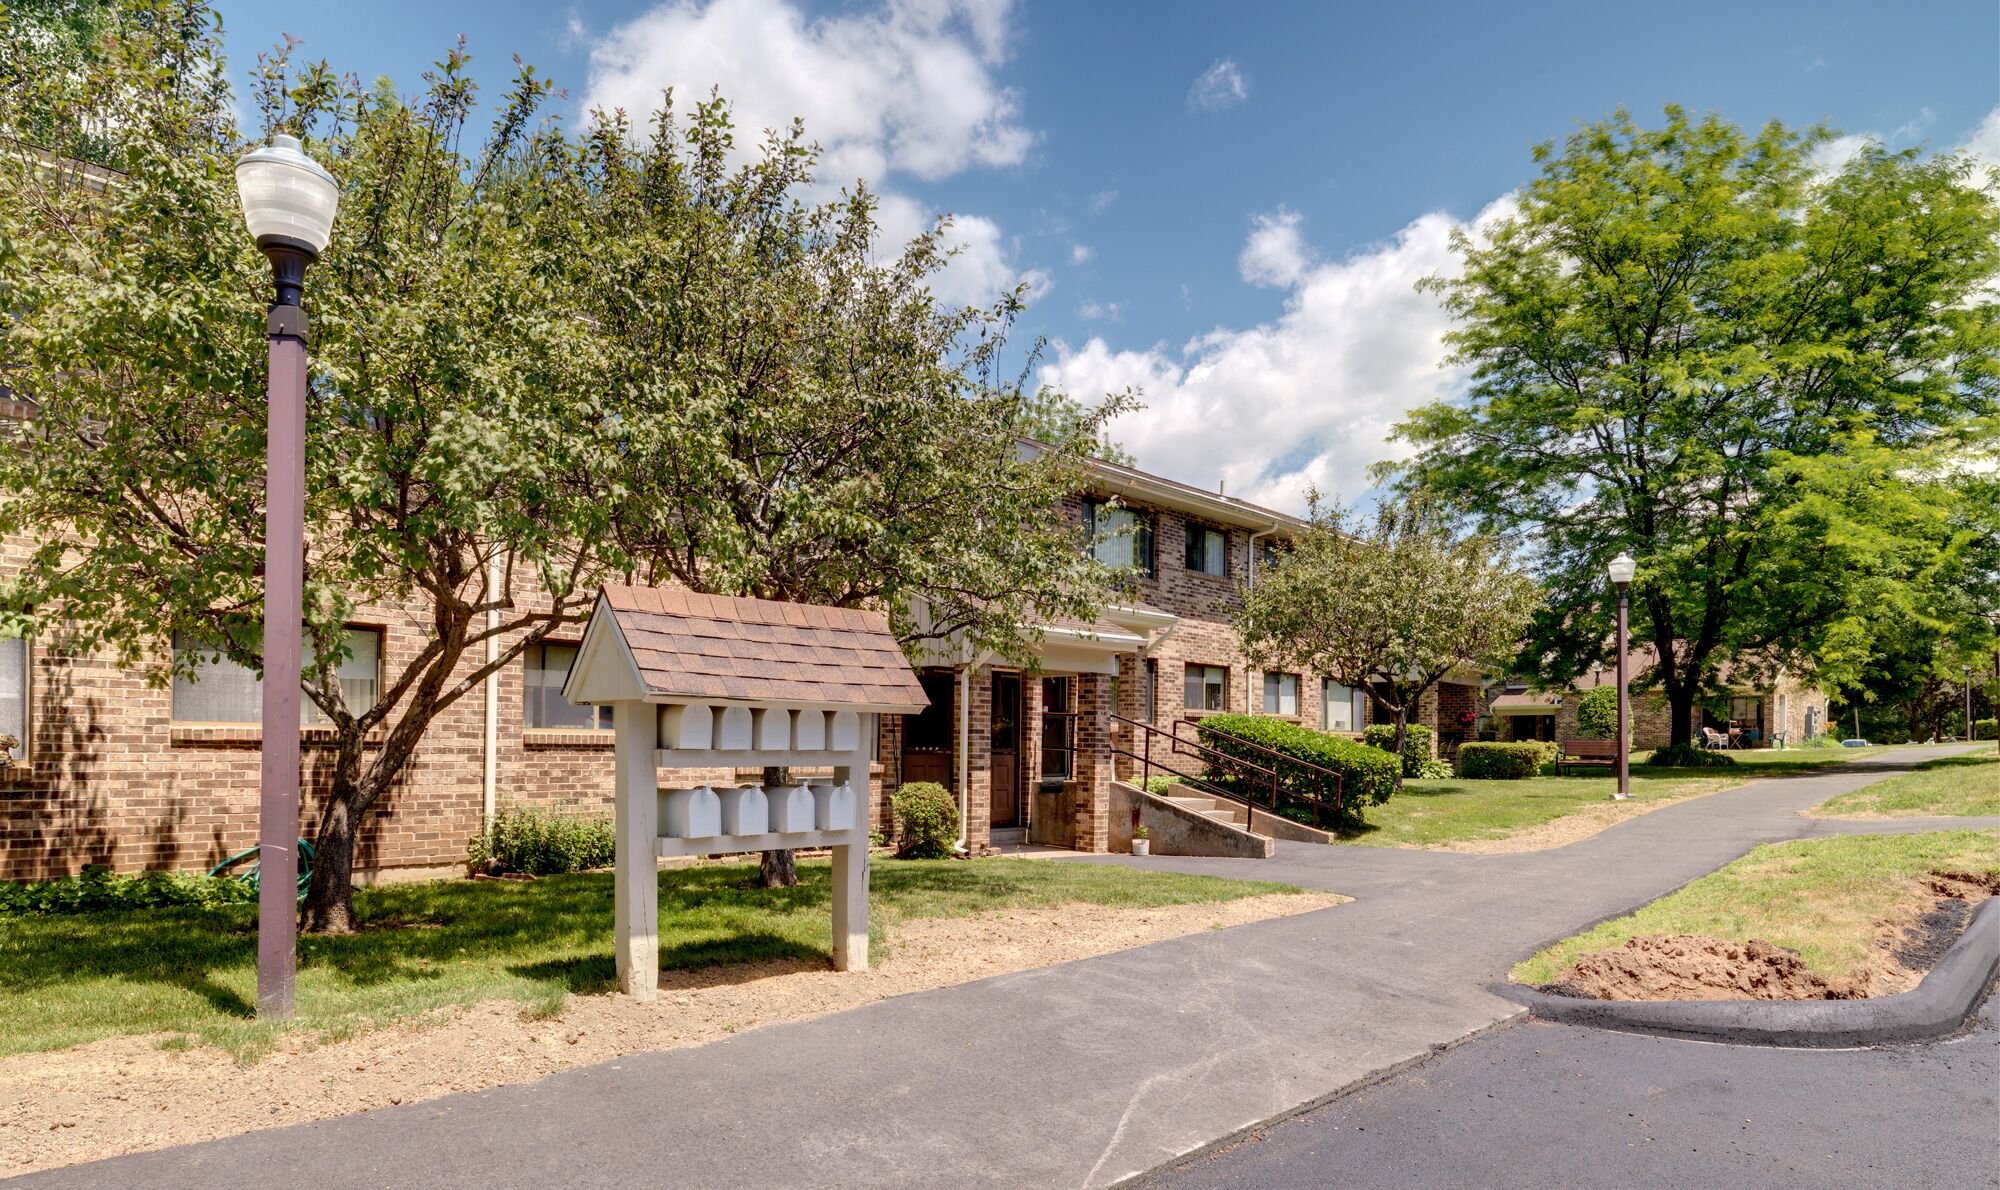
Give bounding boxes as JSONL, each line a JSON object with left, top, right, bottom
{"left": 1131, "top": 838, "right": 1150, "bottom": 856}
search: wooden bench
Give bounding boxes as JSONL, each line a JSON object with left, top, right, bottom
{"left": 1555, "top": 739, "right": 1619, "bottom": 775}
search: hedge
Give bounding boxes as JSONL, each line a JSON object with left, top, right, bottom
{"left": 892, "top": 781, "right": 959, "bottom": 859}
{"left": 0, "top": 869, "right": 256, "bottom": 916}
{"left": 1644, "top": 743, "right": 1737, "bottom": 768}
{"left": 1456, "top": 741, "right": 1547, "bottom": 780}
{"left": 1194, "top": 714, "right": 1400, "bottom": 832}
{"left": 468, "top": 802, "right": 616, "bottom": 876}
{"left": 1977, "top": 718, "right": 1996, "bottom": 741}
{"left": 1361, "top": 722, "right": 1435, "bottom": 777}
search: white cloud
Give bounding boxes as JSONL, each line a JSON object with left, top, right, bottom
{"left": 1077, "top": 300, "right": 1120, "bottom": 321}
{"left": 1958, "top": 105, "right": 2000, "bottom": 170}
{"left": 1070, "top": 243, "right": 1094, "bottom": 265}
{"left": 1187, "top": 58, "right": 1247, "bottom": 112}
{"left": 1089, "top": 188, "right": 1119, "bottom": 213}
{"left": 583, "top": 0, "right": 1045, "bottom": 308}
{"left": 1237, "top": 207, "right": 1312, "bottom": 288}
{"left": 1040, "top": 197, "right": 1519, "bottom": 513}
{"left": 585, "top": 0, "right": 1030, "bottom": 183}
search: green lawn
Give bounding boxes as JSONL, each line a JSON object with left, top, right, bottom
{"left": 0, "top": 858, "right": 1299, "bottom": 1060}
{"left": 1512, "top": 830, "right": 1999, "bottom": 986}
{"left": 1345, "top": 747, "right": 1890, "bottom": 849}
{"left": 1812, "top": 753, "right": 2000, "bottom": 818}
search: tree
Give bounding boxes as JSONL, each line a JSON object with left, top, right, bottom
{"left": 1393, "top": 107, "right": 2000, "bottom": 744}
{"left": 1235, "top": 495, "right": 1540, "bottom": 789}
{"left": 553, "top": 96, "right": 1122, "bottom": 885}
{"left": 1572, "top": 686, "right": 1623, "bottom": 741}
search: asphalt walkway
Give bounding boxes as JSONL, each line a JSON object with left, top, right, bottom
{"left": 10, "top": 746, "right": 1994, "bottom": 1189}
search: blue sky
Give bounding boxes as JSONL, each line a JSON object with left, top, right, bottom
{"left": 212, "top": 0, "right": 2000, "bottom": 510}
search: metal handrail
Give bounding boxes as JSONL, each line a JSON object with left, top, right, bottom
{"left": 1111, "top": 713, "right": 1343, "bottom": 831}
{"left": 1172, "top": 716, "right": 1346, "bottom": 826}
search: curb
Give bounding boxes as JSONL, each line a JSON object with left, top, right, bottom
{"left": 1500, "top": 896, "right": 2000, "bottom": 1048}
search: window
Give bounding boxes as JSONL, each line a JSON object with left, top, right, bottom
{"left": 1040, "top": 677, "right": 1074, "bottom": 783}
{"left": 1082, "top": 498, "right": 1155, "bottom": 576}
{"left": 1260, "top": 541, "right": 1283, "bottom": 571}
{"left": 1730, "top": 696, "right": 1764, "bottom": 728}
{"left": 171, "top": 627, "right": 382, "bottom": 724}
{"left": 0, "top": 633, "right": 26, "bottom": 761}
{"left": 1184, "top": 522, "right": 1228, "bottom": 576}
{"left": 1322, "top": 681, "right": 1363, "bottom": 732}
{"left": 1142, "top": 657, "right": 1158, "bottom": 723}
{"left": 1262, "top": 672, "right": 1299, "bottom": 716}
{"left": 525, "top": 642, "right": 611, "bottom": 729}
{"left": 1184, "top": 663, "right": 1227, "bottom": 711}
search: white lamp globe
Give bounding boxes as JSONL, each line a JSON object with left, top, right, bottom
{"left": 1607, "top": 552, "right": 1637, "bottom": 585}
{"left": 234, "top": 134, "right": 339, "bottom": 256}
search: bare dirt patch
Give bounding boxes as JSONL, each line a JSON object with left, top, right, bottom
{"left": 1546, "top": 872, "right": 1994, "bottom": 1002}
{"left": 0, "top": 890, "right": 1339, "bottom": 1177}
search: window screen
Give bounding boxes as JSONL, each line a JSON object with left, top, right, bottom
{"left": 1262, "top": 672, "right": 1298, "bottom": 715}
{"left": 1083, "top": 500, "right": 1155, "bottom": 575}
{"left": 524, "top": 642, "right": 607, "bottom": 729}
{"left": 0, "top": 634, "right": 25, "bottom": 759}
{"left": 1184, "top": 524, "right": 1227, "bottom": 575}
{"left": 1184, "top": 664, "right": 1227, "bottom": 711}
{"left": 172, "top": 628, "right": 382, "bottom": 724}
{"left": 1322, "top": 681, "right": 1363, "bottom": 732}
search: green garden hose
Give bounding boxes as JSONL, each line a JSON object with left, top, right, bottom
{"left": 208, "top": 839, "right": 316, "bottom": 901}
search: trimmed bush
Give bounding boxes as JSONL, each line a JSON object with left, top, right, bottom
{"left": 1574, "top": 686, "right": 1622, "bottom": 740}
{"left": 0, "top": 869, "right": 255, "bottom": 916}
{"left": 1136, "top": 774, "right": 1179, "bottom": 796}
{"left": 1194, "top": 714, "right": 1400, "bottom": 831}
{"left": 1798, "top": 733, "right": 1844, "bottom": 749}
{"left": 891, "top": 781, "right": 960, "bottom": 859}
{"left": 1644, "top": 743, "right": 1737, "bottom": 768}
{"left": 468, "top": 802, "right": 616, "bottom": 876}
{"left": 1361, "top": 722, "right": 1435, "bottom": 777}
{"left": 1456, "top": 741, "right": 1547, "bottom": 780}
{"left": 1976, "top": 718, "right": 1996, "bottom": 741}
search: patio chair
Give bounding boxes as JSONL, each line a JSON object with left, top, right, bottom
{"left": 1700, "top": 727, "right": 1730, "bottom": 750}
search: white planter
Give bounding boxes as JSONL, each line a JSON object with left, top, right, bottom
{"left": 767, "top": 782, "right": 817, "bottom": 833}
{"left": 659, "top": 785, "right": 721, "bottom": 839}
{"left": 808, "top": 781, "right": 856, "bottom": 831}
{"left": 1130, "top": 838, "right": 1151, "bottom": 856}
{"left": 716, "top": 784, "right": 770, "bottom": 836}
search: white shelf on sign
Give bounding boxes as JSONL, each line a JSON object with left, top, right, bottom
{"left": 653, "top": 749, "right": 864, "bottom": 770}
{"left": 654, "top": 828, "right": 869, "bottom": 858}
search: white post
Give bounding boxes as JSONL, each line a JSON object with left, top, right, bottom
{"left": 830, "top": 713, "right": 873, "bottom": 972}
{"left": 612, "top": 701, "right": 659, "bottom": 1000}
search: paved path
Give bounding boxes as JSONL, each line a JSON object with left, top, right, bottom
{"left": 1143, "top": 982, "right": 2000, "bottom": 1189}
{"left": 10, "top": 748, "right": 1994, "bottom": 1189}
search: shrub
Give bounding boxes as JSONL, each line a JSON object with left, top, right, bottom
{"left": 891, "top": 781, "right": 959, "bottom": 859}
{"left": 1573, "top": 686, "right": 1622, "bottom": 740}
{"left": 1644, "top": 743, "right": 1737, "bottom": 768}
{"left": 1415, "top": 756, "right": 1454, "bottom": 780}
{"left": 1974, "top": 718, "right": 1996, "bottom": 741}
{"left": 1137, "top": 775, "right": 1179, "bottom": 796}
{"left": 1456, "top": 741, "right": 1548, "bottom": 779}
{"left": 1361, "top": 722, "right": 1435, "bottom": 777}
{"left": 1799, "top": 734, "right": 1844, "bottom": 749}
{"left": 1194, "top": 714, "right": 1400, "bottom": 831}
{"left": 0, "top": 869, "right": 255, "bottom": 916}
{"left": 468, "top": 802, "right": 616, "bottom": 876}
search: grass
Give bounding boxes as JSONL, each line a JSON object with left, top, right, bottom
{"left": 1813, "top": 753, "right": 2000, "bottom": 818}
{"left": 1344, "top": 746, "right": 1893, "bottom": 849}
{"left": 0, "top": 857, "right": 1298, "bottom": 1060}
{"left": 1511, "top": 830, "right": 2000, "bottom": 986}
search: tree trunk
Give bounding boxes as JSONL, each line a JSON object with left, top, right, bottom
{"left": 1388, "top": 706, "right": 1409, "bottom": 792}
{"left": 301, "top": 793, "right": 360, "bottom": 934}
{"left": 1664, "top": 683, "right": 1697, "bottom": 747}
{"left": 759, "top": 764, "right": 798, "bottom": 888}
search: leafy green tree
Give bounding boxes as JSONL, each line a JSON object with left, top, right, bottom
{"left": 1572, "top": 686, "right": 1623, "bottom": 741}
{"left": 1236, "top": 496, "right": 1540, "bottom": 789}
{"left": 1394, "top": 107, "right": 2000, "bottom": 744}
{"left": 0, "top": 5, "right": 1117, "bottom": 915}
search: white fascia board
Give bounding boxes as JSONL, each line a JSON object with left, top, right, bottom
{"left": 561, "top": 594, "right": 646, "bottom": 706}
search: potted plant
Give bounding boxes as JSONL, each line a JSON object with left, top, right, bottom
{"left": 1131, "top": 824, "right": 1151, "bottom": 856}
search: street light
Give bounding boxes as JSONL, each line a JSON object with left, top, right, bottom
{"left": 236, "top": 133, "right": 338, "bottom": 1020}
{"left": 1607, "top": 552, "right": 1636, "bottom": 801}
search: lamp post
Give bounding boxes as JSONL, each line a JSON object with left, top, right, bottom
{"left": 235, "top": 134, "right": 339, "bottom": 1020}
{"left": 1607, "top": 552, "right": 1637, "bottom": 800}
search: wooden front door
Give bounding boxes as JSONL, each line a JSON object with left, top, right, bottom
{"left": 901, "top": 669, "right": 957, "bottom": 788}
{"left": 990, "top": 673, "right": 1022, "bottom": 827}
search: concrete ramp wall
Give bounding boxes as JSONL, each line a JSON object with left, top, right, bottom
{"left": 1110, "top": 781, "right": 1274, "bottom": 859}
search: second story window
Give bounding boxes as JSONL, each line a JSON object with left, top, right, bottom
{"left": 1262, "top": 672, "right": 1299, "bottom": 716}
{"left": 1184, "top": 522, "right": 1228, "bottom": 575}
{"left": 1184, "top": 663, "right": 1227, "bottom": 711}
{"left": 525, "top": 642, "right": 611, "bottom": 730}
{"left": 1083, "top": 498, "right": 1155, "bottom": 577}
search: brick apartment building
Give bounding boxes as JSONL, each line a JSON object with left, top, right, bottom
{"left": 1486, "top": 647, "right": 1832, "bottom": 751}
{"left": 0, "top": 447, "right": 1488, "bottom": 881}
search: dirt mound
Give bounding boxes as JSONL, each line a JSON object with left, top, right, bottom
{"left": 1922, "top": 870, "right": 2000, "bottom": 899}
{"left": 1548, "top": 935, "right": 1865, "bottom": 1002}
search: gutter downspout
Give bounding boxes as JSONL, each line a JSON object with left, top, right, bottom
{"left": 954, "top": 649, "right": 994, "bottom": 854}
{"left": 1245, "top": 523, "right": 1278, "bottom": 713}
{"left": 481, "top": 555, "right": 500, "bottom": 828}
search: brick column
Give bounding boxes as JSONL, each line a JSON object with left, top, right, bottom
{"left": 963, "top": 665, "right": 994, "bottom": 851}
{"left": 1071, "top": 672, "right": 1113, "bottom": 853}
